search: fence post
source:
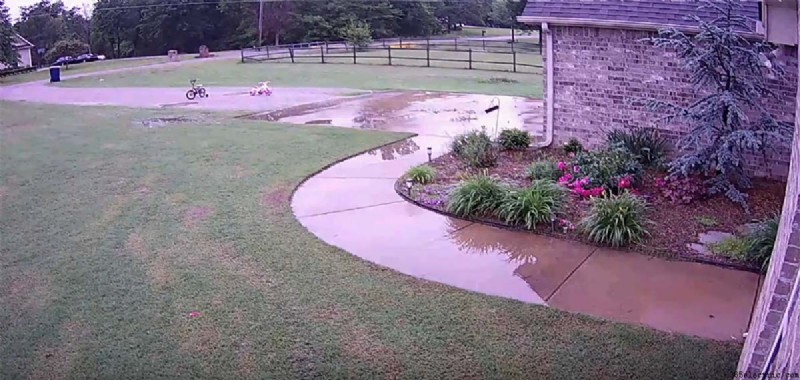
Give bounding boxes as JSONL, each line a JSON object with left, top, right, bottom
{"left": 325, "top": 41, "right": 329, "bottom": 54}
{"left": 426, "top": 42, "right": 430, "bottom": 67}
{"left": 353, "top": 47, "right": 357, "bottom": 64}
{"left": 513, "top": 51, "right": 517, "bottom": 72}
{"left": 266, "top": 45, "right": 270, "bottom": 59}
{"left": 455, "top": 38, "right": 458, "bottom": 50}
{"left": 482, "top": 39, "right": 486, "bottom": 51}
{"left": 539, "top": 30, "right": 543, "bottom": 54}
{"left": 469, "top": 49, "right": 472, "bottom": 70}
{"left": 388, "top": 45, "right": 392, "bottom": 66}
{"left": 290, "top": 47, "right": 294, "bottom": 63}
{"left": 241, "top": 48, "right": 244, "bottom": 63}
{"left": 321, "top": 45, "right": 325, "bottom": 63}
{"left": 399, "top": 37, "right": 403, "bottom": 49}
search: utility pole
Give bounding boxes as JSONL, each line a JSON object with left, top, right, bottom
{"left": 83, "top": 3, "right": 92, "bottom": 53}
{"left": 257, "top": 0, "right": 264, "bottom": 47}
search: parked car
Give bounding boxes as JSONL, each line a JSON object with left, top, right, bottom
{"left": 75, "top": 53, "right": 99, "bottom": 63}
{"left": 53, "top": 56, "right": 75, "bottom": 66}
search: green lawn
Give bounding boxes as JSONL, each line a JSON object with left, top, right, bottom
{"left": 0, "top": 55, "right": 194, "bottom": 86}
{"left": 0, "top": 101, "right": 740, "bottom": 379}
{"left": 440, "top": 26, "right": 535, "bottom": 38}
{"left": 59, "top": 59, "right": 543, "bottom": 97}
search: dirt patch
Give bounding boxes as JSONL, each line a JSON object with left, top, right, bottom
{"left": 29, "top": 320, "right": 91, "bottom": 380}
{"left": 312, "top": 304, "right": 352, "bottom": 322}
{"left": 166, "top": 193, "right": 189, "bottom": 207}
{"left": 124, "top": 232, "right": 150, "bottom": 260}
{"left": 261, "top": 184, "right": 293, "bottom": 213}
{"left": 180, "top": 323, "right": 222, "bottom": 356}
{"left": 342, "top": 325, "right": 402, "bottom": 375}
{"left": 409, "top": 148, "right": 785, "bottom": 270}
{"left": 4, "top": 271, "right": 51, "bottom": 316}
{"left": 183, "top": 206, "right": 214, "bottom": 229}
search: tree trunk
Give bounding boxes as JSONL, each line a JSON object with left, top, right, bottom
{"left": 274, "top": 33, "right": 279, "bottom": 46}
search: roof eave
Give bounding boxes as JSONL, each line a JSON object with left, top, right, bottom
{"left": 516, "top": 16, "right": 762, "bottom": 39}
{"left": 12, "top": 33, "right": 34, "bottom": 49}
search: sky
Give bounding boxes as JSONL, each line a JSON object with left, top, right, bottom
{"left": 6, "top": 0, "right": 95, "bottom": 21}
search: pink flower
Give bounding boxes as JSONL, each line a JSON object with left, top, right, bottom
{"left": 558, "top": 173, "right": 573, "bottom": 184}
{"left": 579, "top": 177, "right": 590, "bottom": 186}
{"left": 589, "top": 187, "right": 604, "bottom": 197}
{"left": 618, "top": 176, "right": 632, "bottom": 189}
{"left": 568, "top": 152, "right": 576, "bottom": 158}
{"left": 557, "top": 161, "right": 567, "bottom": 171}
{"left": 655, "top": 177, "right": 667, "bottom": 187}
{"left": 187, "top": 311, "right": 201, "bottom": 319}
{"left": 573, "top": 165, "right": 580, "bottom": 173}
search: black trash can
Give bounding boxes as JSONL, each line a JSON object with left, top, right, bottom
{"left": 49, "top": 66, "right": 61, "bottom": 83}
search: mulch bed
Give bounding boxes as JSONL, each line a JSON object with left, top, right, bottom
{"left": 402, "top": 147, "right": 786, "bottom": 272}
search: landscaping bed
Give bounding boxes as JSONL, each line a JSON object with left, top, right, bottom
{"left": 398, "top": 130, "right": 786, "bottom": 272}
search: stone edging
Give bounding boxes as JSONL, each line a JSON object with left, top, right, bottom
{"left": 393, "top": 176, "right": 761, "bottom": 274}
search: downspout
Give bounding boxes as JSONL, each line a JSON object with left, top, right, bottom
{"left": 536, "top": 22, "right": 555, "bottom": 148}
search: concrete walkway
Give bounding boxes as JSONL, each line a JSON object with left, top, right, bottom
{"left": 292, "top": 134, "right": 762, "bottom": 341}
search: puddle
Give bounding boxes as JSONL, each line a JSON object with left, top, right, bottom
{"left": 245, "top": 91, "right": 545, "bottom": 140}
{"left": 365, "top": 139, "right": 420, "bottom": 161}
{"left": 138, "top": 116, "right": 196, "bottom": 129}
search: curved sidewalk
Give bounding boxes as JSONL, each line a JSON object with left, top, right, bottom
{"left": 292, "top": 134, "right": 763, "bottom": 341}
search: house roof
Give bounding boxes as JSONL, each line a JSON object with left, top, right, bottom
{"left": 517, "top": 0, "right": 761, "bottom": 34}
{"left": 12, "top": 33, "right": 34, "bottom": 49}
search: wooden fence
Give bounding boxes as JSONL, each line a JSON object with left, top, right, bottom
{"left": 241, "top": 38, "right": 543, "bottom": 74}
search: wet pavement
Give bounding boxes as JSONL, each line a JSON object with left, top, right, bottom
{"left": 249, "top": 91, "right": 545, "bottom": 139}
{"left": 292, "top": 134, "right": 762, "bottom": 341}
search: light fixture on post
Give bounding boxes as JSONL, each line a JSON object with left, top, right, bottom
{"left": 427, "top": 147, "right": 432, "bottom": 162}
{"left": 405, "top": 178, "right": 414, "bottom": 195}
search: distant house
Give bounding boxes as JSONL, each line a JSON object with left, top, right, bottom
{"left": 517, "top": 0, "right": 798, "bottom": 179}
{"left": 0, "top": 32, "right": 34, "bottom": 70}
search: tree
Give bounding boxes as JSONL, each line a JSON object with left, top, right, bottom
{"left": 340, "top": 20, "right": 372, "bottom": 48}
{"left": 0, "top": 0, "right": 17, "bottom": 68}
{"left": 648, "top": 0, "right": 793, "bottom": 209}
{"left": 43, "top": 38, "right": 88, "bottom": 62}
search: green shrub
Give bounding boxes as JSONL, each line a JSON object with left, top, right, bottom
{"left": 451, "top": 130, "right": 498, "bottom": 168}
{"left": 497, "top": 129, "right": 531, "bottom": 150}
{"left": 694, "top": 216, "right": 718, "bottom": 227}
{"left": 745, "top": 214, "right": 780, "bottom": 271}
{"left": 711, "top": 214, "right": 778, "bottom": 272}
{"left": 711, "top": 237, "right": 751, "bottom": 260}
{"left": 527, "top": 160, "right": 562, "bottom": 181}
{"left": 580, "top": 191, "right": 651, "bottom": 247}
{"left": 563, "top": 138, "right": 583, "bottom": 155}
{"left": 405, "top": 165, "right": 436, "bottom": 184}
{"left": 447, "top": 176, "right": 507, "bottom": 217}
{"left": 572, "top": 146, "right": 643, "bottom": 191}
{"left": 606, "top": 127, "right": 668, "bottom": 168}
{"left": 497, "top": 180, "right": 566, "bottom": 230}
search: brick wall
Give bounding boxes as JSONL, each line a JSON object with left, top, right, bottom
{"left": 737, "top": 15, "right": 800, "bottom": 376}
{"left": 544, "top": 26, "right": 798, "bottom": 179}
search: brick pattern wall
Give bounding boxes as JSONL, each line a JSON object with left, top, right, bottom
{"left": 737, "top": 16, "right": 800, "bottom": 376}
{"left": 544, "top": 26, "right": 798, "bottom": 179}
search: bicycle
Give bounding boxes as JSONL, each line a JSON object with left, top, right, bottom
{"left": 185, "top": 79, "right": 208, "bottom": 100}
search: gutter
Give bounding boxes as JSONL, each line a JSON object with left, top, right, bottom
{"left": 516, "top": 16, "right": 763, "bottom": 39}
{"left": 536, "top": 22, "right": 554, "bottom": 148}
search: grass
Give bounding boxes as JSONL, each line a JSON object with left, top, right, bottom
{"left": 440, "top": 26, "right": 538, "bottom": 38}
{"left": 58, "top": 59, "right": 542, "bottom": 97}
{"left": 0, "top": 101, "right": 741, "bottom": 379}
{"left": 0, "top": 55, "right": 192, "bottom": 86}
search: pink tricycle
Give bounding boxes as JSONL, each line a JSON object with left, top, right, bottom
{"left": 250, "top": 81, "right": 272, "bottom": 96}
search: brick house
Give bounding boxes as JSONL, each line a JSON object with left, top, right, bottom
{"left": 518, "top": 0, "right": 797, "bottom": 179}
{"left": 519, "top": 0, "right": 800, "bottom": 376}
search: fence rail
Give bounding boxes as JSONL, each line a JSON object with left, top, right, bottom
{"left": 241, "top": 38, "right": 542, "bottom": 74}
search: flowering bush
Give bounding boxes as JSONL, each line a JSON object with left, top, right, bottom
{"left": 656, "top": 175, "right": 706, "bottom": 204}
{"left": 570, "top": 146, "right": 643, "bottom": 193}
